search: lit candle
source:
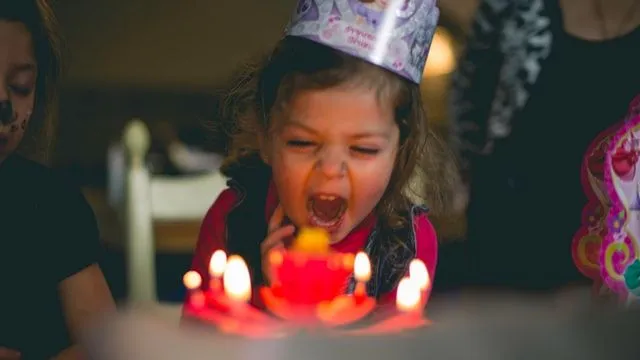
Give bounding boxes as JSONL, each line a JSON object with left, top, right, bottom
{"left": 395, "top": 277, "right": 421, "bottom": 314}
{"left": 409, "top": 259, "right": 430, "bottom": 291}
{"left": 223, "top": 255, "right": 252, "bottom": 304}
{"left": 183, "top": 270, "right": 205, "bottom": 308}
{"left": 353, "top": 252, "right": 371, "bottom": 303}
{"left": 209, "top": 249, "right": 227, "bottom": 292}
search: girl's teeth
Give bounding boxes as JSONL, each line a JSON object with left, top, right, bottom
{"left": 318, "top": 195, "right": 337, "bottom": 200}
{"left": 311, "top": 214, "right": 340, "bottom": 227}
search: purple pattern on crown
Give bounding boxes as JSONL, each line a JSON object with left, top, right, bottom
{"left": 287, "top": 0, "right": 439, "bottom": 84}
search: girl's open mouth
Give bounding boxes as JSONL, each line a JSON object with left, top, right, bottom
{"left": 307, "top": 194, "right": 347, "bottom": 232}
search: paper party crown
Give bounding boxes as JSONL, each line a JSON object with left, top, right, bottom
{"left": 286, "top": 0, "right": 440, "bottom": 84}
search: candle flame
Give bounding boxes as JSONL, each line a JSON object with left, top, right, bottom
{"left": 354, "top": 252, "right": 371, "bottom": 282}
{"left": 183, "top": 270, "right": 202, "bottom": 290}
{"left": 409, "top": 259, "right": 430, "bottom": 291}
{"left": 209, "top": 249, "right": 227, "bottom": 277}
{"left": 223, "top": 255, "right": 252, "bottom": 303}
{"left": 396, "top": 277, "right": 421, "bottom": 312}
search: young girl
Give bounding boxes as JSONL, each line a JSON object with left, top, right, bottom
{"left": 187, "top": 0, "right": 453, "bottom": 306}
{"left": 0, "top": 1, "right": 115, "bottom": 359}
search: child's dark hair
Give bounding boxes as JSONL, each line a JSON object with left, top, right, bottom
{"left": 0, "top": 0, "right": 62, "bottom": 164}
{"left": 220, "top": 36, "right": 457, "bottom": 228}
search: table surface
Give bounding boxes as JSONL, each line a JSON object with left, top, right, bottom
{"left": 88, "top": 289, "right": 638, "bottom": 360}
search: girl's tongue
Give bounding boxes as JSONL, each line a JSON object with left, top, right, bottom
{"left": 309, "top": 195, "right": 346, "bottom": 222}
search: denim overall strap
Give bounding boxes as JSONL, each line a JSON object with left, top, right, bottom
{"left": 345, "top": 205, "right": 427, "bottom": 298}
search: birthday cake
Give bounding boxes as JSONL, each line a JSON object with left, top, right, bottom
{"left": 182, "top": 227, "right": 431, "bottom": 338}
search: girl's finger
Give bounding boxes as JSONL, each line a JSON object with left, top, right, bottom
{"left": 268, "top": 204, "right": 285, "bottom": 233}
{"left": 261, "top": 225, "right": 295, "bottom": 256}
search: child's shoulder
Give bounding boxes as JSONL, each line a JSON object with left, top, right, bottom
{"left": 406, "top": 205, "right": 435, "bottom": 237}
{"left": 204, "top": 188, "right": 240, "bottom": 220}
{"left": 197, "top": 188, "right": 241, "bottom": 245}
{"left": 412, "top": 210, "right": 437, "bottom": 243}
{"left": 410, "top": 209, "right": 438, "bottom": 276}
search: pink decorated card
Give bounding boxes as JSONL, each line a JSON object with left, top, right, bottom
{"left": 602, "top": 112, "right": 640, "bottom": 302}
{"left": 572, "top": 123, "right": 620, "bottom": 282}
{"left": 573, "top": 95, "right": 640, "bottom": 301}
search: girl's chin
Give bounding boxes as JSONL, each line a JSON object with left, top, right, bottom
{"left": 328, "top": 223, "right": 354, "bottom": 245}
{"left": 307, "top": 211, "right": 345, "bottom": 231}
{"left": 328, "top": 232, "right": 347, "bottom": 245}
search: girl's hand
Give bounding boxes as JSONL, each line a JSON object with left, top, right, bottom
{"left": 261, "top": 204, "right": 295, "bottom": 284}
{"left": 0, "top": 347, "right": 20, "bottom": 360}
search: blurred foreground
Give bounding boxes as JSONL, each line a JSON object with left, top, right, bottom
{"left": 84, "top": 289, "right": 640, "bottom": 360}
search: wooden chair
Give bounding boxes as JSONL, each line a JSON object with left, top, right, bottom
{"left": 122, "top": 119, "right": 228, "bottom": 304}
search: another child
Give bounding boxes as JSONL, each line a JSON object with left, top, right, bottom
{"left": 187, "top": 0, "right": 453, "bottom": 306}
{"left": 0, "top": 1, "right": 115, "bottom": 359}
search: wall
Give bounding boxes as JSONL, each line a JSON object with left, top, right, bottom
{"left": 52, "top": 0, "right": 480, "bottom": 178}
{"left": 56, "top": 0, "right": 478, "bottom": 89}
{"left": 55, "top": 89, "right": 223, "bottom": 185}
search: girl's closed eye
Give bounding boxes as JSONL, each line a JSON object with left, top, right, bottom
{"left": 351, "top": 146, "right": 380, "bottom": 155}
{"left": 286, "top": 139, "right": 317, "bottom": 148}
{"left": 10, "top": 84, "right": 33, "bottom": 96}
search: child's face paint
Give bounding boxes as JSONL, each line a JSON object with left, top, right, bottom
{"left": 0, "top": 21, "right": 36, "bottom": 162}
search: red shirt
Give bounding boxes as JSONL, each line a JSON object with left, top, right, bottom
{"left": 189, "top": 181, "right": 438, "bottom": 305}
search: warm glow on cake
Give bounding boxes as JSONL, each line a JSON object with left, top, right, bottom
{"left": 291, "top": 227, "right": 331, "bottom": 254}
{"left": 183, "top": 234, "right": 430, "bottom": 336}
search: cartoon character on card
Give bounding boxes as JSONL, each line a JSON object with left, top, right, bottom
{"left": 610, "top": 129, "right": 640, "bottom": 210}
{"left": 572, "top": 124, "right": 620, "bottom": 282}
{"left": 602, "top": 111, "right": 640, "bottom": 301}
{"left": 573, "top": 96, "right": 640, "bottom": 296}
{"left": 587, "top": 130, "right": 620, "bottom": 207}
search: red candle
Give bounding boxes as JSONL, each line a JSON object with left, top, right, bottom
{"left": 183, "top": 271, "right": 205, "bottom": 308}
{"left": 344, "top": 277, "right": 427, "bottom": 334}
{"left": 395, "top": 277, "right": 422, "bottom": 315}
{"left": 353, "top": 252, "right": 371, "bottom": 304}
{"left": 408, "top": 259, "right": 430, "bottom": 305}
{"left": 208, "top": 249, "right": 227, "bottom": 293}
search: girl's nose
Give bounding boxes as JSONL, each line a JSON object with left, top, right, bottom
{"left": 315, "top": 147, "right": 346, "bottom": 178}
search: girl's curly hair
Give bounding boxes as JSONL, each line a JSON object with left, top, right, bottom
{"left": 217, "top": 36, "right": 458, "bottom": 228}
